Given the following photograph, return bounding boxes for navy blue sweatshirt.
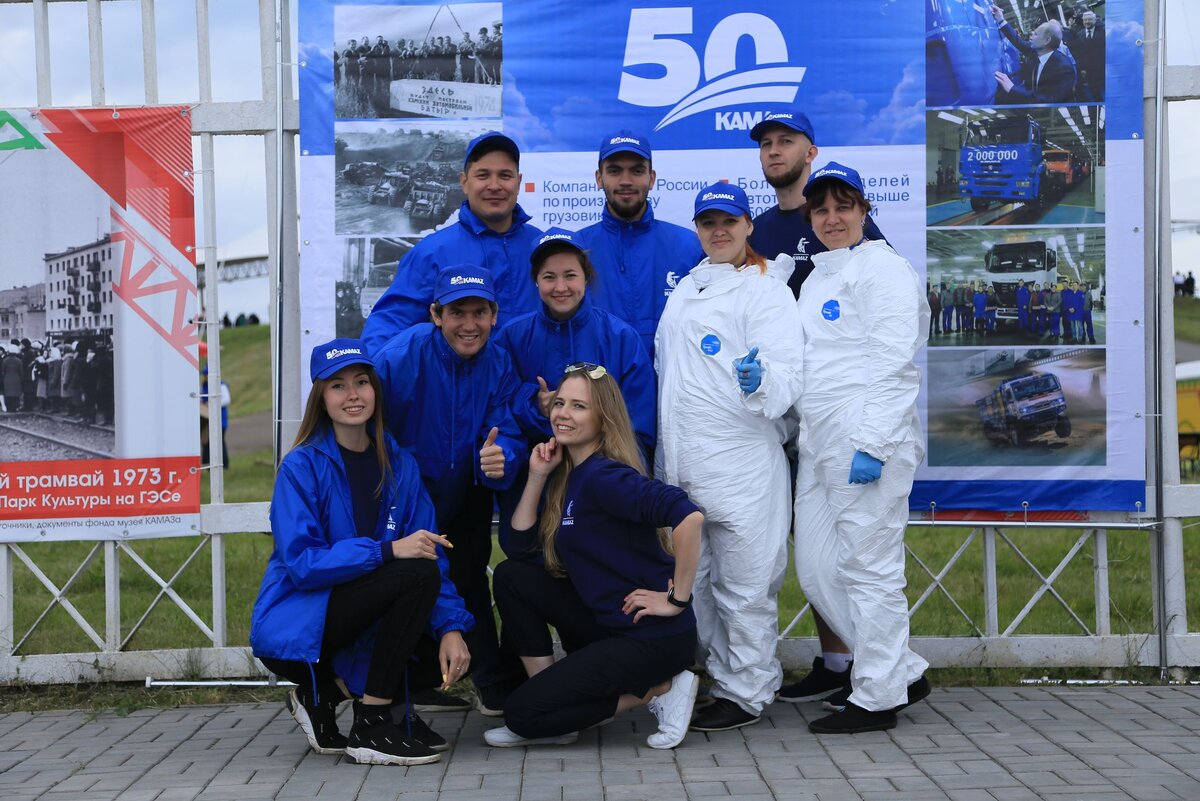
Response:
[552,453,698,638]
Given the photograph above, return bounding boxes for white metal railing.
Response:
[1,0,1197,684]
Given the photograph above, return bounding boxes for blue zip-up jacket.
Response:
[360,202,544,352]
[492,294,656,451]
[373,323,527,508]
[576,204,702,360]
[249,426,473,673]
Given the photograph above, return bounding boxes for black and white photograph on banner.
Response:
[926,226,1105,347]
[334,121,494,236]
[335,236,417,338]
[334,2,502,119]
[926,105,1104,227]
[925,347,1106,467]
[927,0,1106,108]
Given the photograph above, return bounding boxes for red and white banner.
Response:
[0,107,201,541]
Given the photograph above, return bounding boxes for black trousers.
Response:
[493,558,696,738]
[260,558,442,700]
[437,483,524,701]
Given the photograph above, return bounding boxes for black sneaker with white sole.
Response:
[822,675,932,712]
[391,708,449,752]
[776,656,852,703]
[688,697,760,732]
[346,702,441,766]
[809,701,897,734]
[286,686,348,755]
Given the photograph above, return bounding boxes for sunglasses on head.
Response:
[564,362,607,379]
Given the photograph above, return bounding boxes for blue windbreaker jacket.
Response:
[360,202,544,352]
[576,205,702,359]
[373,324,527,507]
[249,426,473,680]
[493,294,656,451]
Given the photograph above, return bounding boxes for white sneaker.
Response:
[483,725,579,748]
[646,669,699,749]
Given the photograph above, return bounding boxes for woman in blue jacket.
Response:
[492,228,655,559]
[486,364,704,751]
[250,338,474,767]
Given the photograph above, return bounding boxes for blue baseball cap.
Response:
[531,227,585,265]
[749,107,817,144]
[463,131,519,169]
[598,130,651,162]
[692,183,751,220]
[435,264,496,305]
[803,161,866,196]
[310,338,372,381]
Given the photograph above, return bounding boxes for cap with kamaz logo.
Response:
[692,182,751,220]
[803,161,865,196]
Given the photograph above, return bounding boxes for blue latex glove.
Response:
[732,346,762,394]
[848,451,884,485]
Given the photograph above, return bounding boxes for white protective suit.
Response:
[793,238,930,712]
[655,254,805,715]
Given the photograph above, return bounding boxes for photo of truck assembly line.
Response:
[927,0,1106,108]
[334,125,475,237]
[926,348,1105,467]
[927,226,1104,346]
[926,105,1103,226]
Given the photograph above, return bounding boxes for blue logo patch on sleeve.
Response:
[700,334,722,355]
[822,299,841,321]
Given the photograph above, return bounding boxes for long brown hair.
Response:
[293,366,392,497]
[539,370,672,576]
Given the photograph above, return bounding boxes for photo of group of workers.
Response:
[334,123,484,237]
[925,348,1106,467]
[333,3,502,120]
[927,105,1103,226]
[926,226,1104,347]
[927,1,1106,108]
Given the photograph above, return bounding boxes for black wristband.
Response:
[667,587,692,608]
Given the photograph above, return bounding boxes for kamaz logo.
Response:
[796,237,808,255]
[539,234,574,246]
[325,347,363,360]
[665,271,679,289]
[609,136,642,146]
[618,9,806,131]
[450,276,485,285]
[702,192,735,201]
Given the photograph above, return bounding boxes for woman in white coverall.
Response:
[655,182,804,732]
[792,162,930,734]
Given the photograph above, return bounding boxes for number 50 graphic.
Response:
[618,9,807,131]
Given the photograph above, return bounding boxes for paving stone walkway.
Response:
[1,686,1199,801]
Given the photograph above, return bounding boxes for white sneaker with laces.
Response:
[483,725,579,748]
[647,669,699,749]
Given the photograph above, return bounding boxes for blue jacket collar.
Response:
[600,202,655,233]
[457,201,533,237]
[536,293,594,331]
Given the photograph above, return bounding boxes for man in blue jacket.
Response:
[748,106,887,299]
[361,131,543,352]
[373,264,528,714]
[576,130,702,360]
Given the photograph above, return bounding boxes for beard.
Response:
[763,162,806,190]
[607,194,648,221]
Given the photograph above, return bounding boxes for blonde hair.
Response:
[293,366,392,497]
[539,370,672,576]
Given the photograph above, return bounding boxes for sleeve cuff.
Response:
[380,541,394,562]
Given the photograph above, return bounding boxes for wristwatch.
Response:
[667,587,692,608]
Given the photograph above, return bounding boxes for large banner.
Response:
[0,108,201,540]
[297,0,1146,512]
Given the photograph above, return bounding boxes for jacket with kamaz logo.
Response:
[576,204,702,360]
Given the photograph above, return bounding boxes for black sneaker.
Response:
[688,697,760,732]
[809,701,897,734]
[475,684,507,718]
[391,708,449,752]
[409,688,472,713]
[346,702,441,766]
[286,687,348,755]
[776,656,852,703]
[822,674,932,712]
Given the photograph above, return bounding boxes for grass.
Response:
[1175,295,1200,344]
[210,324,272,418]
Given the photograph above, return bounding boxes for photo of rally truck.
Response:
[959,117,1045,212]
[976,371,1071,446]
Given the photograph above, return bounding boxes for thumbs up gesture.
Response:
[732,346,762,394]
[536,376,555,418]
[480,426,506,480]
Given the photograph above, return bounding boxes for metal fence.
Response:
[0,0,1197,684]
